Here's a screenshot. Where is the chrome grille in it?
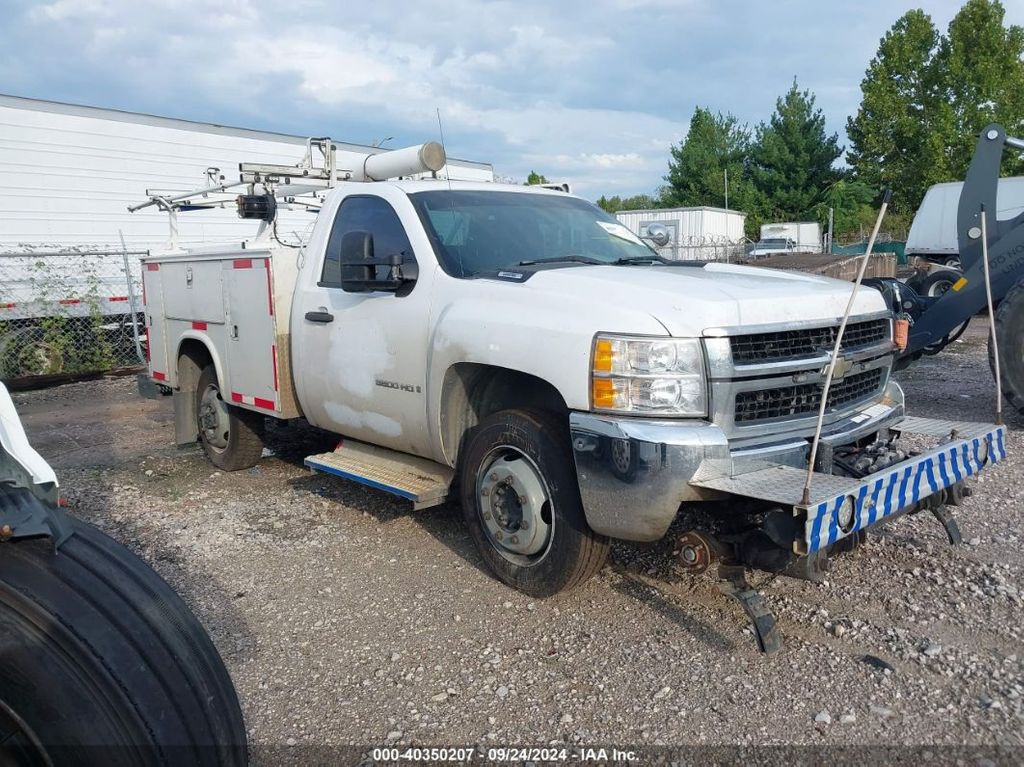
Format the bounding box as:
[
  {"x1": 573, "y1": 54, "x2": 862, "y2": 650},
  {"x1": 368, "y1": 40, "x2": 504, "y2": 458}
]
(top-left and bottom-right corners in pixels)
[
  {"x1": 734, "y1": 368, "x2": 884, "y2": 423},
  {"x1": 729, "y1": 319, "x2": 890, "y2": 364}
]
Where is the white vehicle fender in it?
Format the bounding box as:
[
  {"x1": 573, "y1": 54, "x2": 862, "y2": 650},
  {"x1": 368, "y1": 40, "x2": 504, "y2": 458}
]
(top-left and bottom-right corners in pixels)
[
  {"x1": 426, "y1": 292, "x2": 666, "y2": 465},
  {"x1": 0, "y1": 383, "x2": 58, "y2": 503},
  {"x1": 175, "y1": 330, "x2": 227, "y2": 391}
]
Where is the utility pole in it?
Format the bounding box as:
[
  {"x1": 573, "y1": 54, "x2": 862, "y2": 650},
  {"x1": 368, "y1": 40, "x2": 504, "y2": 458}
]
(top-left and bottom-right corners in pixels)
[
  {"x1": 724, "y1": 168, "x2": 729, "y2": 210},
  {"x1": 827, "y1": 207, "x2": 834, "y2": 254}
]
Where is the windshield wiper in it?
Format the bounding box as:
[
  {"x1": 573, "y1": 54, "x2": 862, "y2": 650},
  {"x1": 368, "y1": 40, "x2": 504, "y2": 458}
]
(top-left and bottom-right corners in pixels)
[
  {"x1": 614, "y1": 255, "x2": 706, "y2": 266},
  {"x1": 517, "y1": 255, "x2": 605, "y2": 266}
]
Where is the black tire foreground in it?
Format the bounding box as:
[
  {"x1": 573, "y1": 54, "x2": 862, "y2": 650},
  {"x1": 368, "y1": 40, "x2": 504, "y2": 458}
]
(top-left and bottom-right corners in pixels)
[
  {"x1": 459, "y1": 408, "x2": 609, "y2": 598},
  {"x1": 991, "y1": 278, "x2": 1024, "y2": 414},
  {"x1": 0, "y1": 488, "x2": 247, "y2": 766}
]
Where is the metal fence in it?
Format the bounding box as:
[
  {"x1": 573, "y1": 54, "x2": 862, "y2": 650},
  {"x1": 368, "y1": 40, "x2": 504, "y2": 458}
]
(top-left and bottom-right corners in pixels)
[
  {"x1": 0, "y1": 249, "x2": 147, "y2": 383},
  {"x1": 653, "y1": 236, "x2": 749, "y2": 262}
]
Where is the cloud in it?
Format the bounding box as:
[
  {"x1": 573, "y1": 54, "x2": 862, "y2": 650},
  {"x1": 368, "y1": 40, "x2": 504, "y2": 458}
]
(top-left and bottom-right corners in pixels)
[{"x1": 5, "y1": 0, "x2": 1023, "y2": 197}]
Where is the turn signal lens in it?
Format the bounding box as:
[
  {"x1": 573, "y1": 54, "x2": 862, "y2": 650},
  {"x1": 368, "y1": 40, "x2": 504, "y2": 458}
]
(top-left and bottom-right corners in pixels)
[
  {"x1": 594, "y1": 338, "x2": 614, "y2": 372},
  {"x1": 592, "y1": 377, "x2": 618, "y2": 408}
]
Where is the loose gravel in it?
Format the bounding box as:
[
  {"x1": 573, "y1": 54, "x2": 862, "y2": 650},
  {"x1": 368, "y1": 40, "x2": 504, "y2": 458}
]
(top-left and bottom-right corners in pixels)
[{"x1": 11, "y1": 324, "x2": 1023, "y2": 755}]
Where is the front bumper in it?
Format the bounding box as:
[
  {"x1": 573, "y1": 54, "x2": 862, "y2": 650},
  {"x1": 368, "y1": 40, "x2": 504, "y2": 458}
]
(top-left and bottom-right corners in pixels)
[{"x1": 570, "y1": 382, "x2": 906, "y2": 541}]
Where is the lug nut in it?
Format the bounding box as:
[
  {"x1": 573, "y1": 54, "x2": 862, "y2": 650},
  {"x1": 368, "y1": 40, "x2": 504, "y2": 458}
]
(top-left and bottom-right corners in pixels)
[
  {"x1": 495, "y1": 531, "x2": 504, "y2": 541},
  {"x1": 489, "y1": 473, "x2": 498, "y2": 481},
  {"x1": 518, "y1": 495, "x2": 526, "y2": 504},
  {"x1": 481, "y1": 487, "x2": 490, "y2": 497},
  {"x1": 483, "y1": 512, "x2": 492, "y2": 520},
  {"x1": 511, "y1": 536, "x2": 519, "y2": 544},
  {"x1": 520, "y1": 520, "x2": 529, "y2": 530}
]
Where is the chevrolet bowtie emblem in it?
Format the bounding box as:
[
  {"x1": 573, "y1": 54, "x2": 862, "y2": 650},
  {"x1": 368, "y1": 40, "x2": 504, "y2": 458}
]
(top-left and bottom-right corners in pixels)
[{"x1": 827, "y1": 356, "x2": 855, "y2": 380}]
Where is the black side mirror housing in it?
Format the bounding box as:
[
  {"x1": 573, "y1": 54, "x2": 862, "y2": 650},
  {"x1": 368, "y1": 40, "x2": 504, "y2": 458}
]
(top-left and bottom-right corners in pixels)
[{"x1": 338, "y1": 230, "x2": 418, "y2": 294}]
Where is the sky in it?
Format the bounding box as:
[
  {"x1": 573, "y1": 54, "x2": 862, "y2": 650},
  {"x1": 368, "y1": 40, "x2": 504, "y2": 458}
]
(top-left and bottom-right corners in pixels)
[{"x1": 2, "y1": 0, "x2": 1023, "y2": 198}]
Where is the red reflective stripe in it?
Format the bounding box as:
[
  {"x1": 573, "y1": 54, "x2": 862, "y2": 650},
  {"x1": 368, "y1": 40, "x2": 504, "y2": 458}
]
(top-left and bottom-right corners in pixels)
[
  {"x1": 233, "y1": 259, "x2": 253, "y2": 269},
  {"x1": 152, "y1": 371, "x2": 166, "y2": 381},
  {"x1": 192, "y1": 321, "x2": 208, "y2": 330},
  {"x1": 0, "y1": 303, "x2": 14, "y2": 309},
  {"x1": 58, "y1": 298, "x2": 81, "y2": 305},
  {"x1": 253, "y1": 397, "x2": 276, "y2": 411},
  {"x1": 230, "y1": 392, "x2": 243, "y2": 403},
  {"x1": 108, "y1": 296, "x2": 129, "y2": 302},
  {"x1": 264, "y1": 259, "x2": 274, "y2": 315},
  {"x1": 146, "y1": 263, "x2": 160, "y2": 271},
  {"x1": 271, "y1": 345, "x2": 279, "y2": 391},
  {"x1": 142, "y1": 276, "x2": 147, "y2": 306}
]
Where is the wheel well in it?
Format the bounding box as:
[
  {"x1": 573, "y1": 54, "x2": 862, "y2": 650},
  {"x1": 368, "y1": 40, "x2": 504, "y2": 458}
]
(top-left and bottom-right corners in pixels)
[
  {"x1": 174, "y1": 339, "x2": 215, "y2": 446},
  {"x1": 439, "y1": 363, "x2": 568, "y2": 465}
]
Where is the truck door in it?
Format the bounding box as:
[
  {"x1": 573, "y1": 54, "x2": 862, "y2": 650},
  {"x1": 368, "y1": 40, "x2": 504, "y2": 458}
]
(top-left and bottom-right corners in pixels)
[{"x1": 292, "y1": 193, "x2": 434, "y2": 457}]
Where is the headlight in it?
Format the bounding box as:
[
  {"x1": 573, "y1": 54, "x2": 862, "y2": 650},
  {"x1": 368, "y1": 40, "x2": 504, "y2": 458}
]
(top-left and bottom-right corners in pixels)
[{"x1": 591, "y1": 334, "x2": 707, "y2": 416}]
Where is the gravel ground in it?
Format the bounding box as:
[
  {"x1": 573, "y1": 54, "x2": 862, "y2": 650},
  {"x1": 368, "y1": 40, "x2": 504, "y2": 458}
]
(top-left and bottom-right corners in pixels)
[{"x1": 11, "y1": 324, "x2": 1024, "y2": 757}]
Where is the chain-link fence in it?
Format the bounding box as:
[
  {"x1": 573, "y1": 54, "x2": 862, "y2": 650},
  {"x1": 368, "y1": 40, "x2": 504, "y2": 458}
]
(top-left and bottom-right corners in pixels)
[
  {"x1": 652, "y1": 236, "x2": 749, "y2": 262},
  {"x1": 0, "y1": 249, "x2": 147, "y2": 383}
]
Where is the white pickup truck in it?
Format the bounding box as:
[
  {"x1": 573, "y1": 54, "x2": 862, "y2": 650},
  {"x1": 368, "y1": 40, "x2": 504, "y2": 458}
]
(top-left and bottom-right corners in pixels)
[{"x1": 137, "y1": 142, "x2": 1006, "y2": 651}]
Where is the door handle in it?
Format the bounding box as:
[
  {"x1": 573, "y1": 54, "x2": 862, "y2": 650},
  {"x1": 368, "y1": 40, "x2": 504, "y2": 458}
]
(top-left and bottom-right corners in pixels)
[{"x1": 304, "y1": 311, "x2": 334, "y2": 323}]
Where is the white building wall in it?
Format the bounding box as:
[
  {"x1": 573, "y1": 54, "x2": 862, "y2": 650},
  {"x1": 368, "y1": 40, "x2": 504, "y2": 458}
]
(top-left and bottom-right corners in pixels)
[
  {"x1": 0, "y1": 95, "x2": 493, "y2": 254},
  {"x1": 615, "y1": 207, "x2": 746, "y2": 261}
]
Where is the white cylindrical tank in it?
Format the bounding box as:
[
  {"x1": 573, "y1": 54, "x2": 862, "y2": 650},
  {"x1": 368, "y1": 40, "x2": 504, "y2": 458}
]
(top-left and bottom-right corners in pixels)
[{"x1": 358, "y1": 142, "x2": 447, "y2": 181}]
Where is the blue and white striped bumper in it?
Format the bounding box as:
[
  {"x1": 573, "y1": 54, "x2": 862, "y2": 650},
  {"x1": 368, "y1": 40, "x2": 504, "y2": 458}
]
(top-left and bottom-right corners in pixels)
[
  {"x1": 803, "y1": 422, "x2": 1006, "y2": 552},
  {"x1": 688, "y1": 416, "x2": 1007, "y2": 554}
]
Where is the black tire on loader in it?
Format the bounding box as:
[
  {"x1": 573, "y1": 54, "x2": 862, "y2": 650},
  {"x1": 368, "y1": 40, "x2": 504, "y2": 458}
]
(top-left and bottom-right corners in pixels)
[
  {"x1": 0, "y1": 488, "x2": 248, "y2": 765},
  {"x1": 919, "y1": 269, "x2": 962, "y2": 298},
  {"x1": 990, "y1": 278, "x2": 1024, "y2": 413}
]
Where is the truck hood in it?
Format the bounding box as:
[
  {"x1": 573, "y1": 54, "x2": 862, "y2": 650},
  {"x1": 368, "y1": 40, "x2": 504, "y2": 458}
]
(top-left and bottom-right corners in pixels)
[{"x1": 523, "y1": 262, "x2": 887, "y2": 336}]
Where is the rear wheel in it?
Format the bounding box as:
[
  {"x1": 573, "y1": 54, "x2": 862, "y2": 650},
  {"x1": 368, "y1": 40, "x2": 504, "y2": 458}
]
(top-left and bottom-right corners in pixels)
[
  {"x1": 459, "y1": 408, "x2": 609, "y2": 597},
  {"x1": 196, "y1": 364, "x2": 264, "y2": 471},
  {"x1": 990, "y1": 279, "x2": 1024, "y2": 413},
  {"x1": 0, "y1": 489, "x2": 247, "y2": 764}
]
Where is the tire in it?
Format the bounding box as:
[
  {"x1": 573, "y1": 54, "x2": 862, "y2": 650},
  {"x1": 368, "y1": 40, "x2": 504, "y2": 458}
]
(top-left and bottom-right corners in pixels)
[
  {"x1": 459, "y1": 408, "x2": 609, "y2": 597},
  {"x1": 196, "y1": 364, "x2": 264, "y2": 471},
  {"x1": 0, "y1": 489, "x2": 247, "y2": 764},
  {"x1": 920, "y1": 269, "x2": 961, "y2": 298},
  {"x1": 944, "y1": 256, "x2": 962, "y2": 269},
  {"x1": 990, "y1": 279, "x2": 1024, "y2": 413}
]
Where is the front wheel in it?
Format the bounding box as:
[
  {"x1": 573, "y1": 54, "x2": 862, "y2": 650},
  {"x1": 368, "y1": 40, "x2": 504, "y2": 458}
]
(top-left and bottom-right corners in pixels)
[
  {"x1": 459, "y1": 409, "x2": 609, "y2": 597},
  {"x1": 195, "y1": 363, "x2": 264, "y2": 470}
]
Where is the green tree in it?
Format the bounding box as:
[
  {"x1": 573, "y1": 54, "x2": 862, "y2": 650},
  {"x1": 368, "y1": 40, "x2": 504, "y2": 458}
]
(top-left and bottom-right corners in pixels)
[
  {"x1": 525, "y1": 170, "x2": 549, "y2": 185},
  {"x1": 846, "y1": 10, "x2": 946, "y2": 215},
  {"x1": 848, "y1": 1, "x2": 1024, "y2": 214},
  {"x1": 933, "y1": 0, "x2": 1024, "y2": 178},
  {"x1": 596, "y1": 194, "x2": 658, "y2": 213},
  {"x1": 750, "y1": 81, "x2": 842, "y2": 221},
  {"x1": 815, "y1": 178, "x2": 878, "y2": 239},
  {"x1": 664, "y1": 107, "x2": 763, "y2": 237}
]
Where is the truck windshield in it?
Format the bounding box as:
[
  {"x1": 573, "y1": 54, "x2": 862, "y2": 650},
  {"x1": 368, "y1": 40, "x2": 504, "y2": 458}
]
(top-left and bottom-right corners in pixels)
[
  {"x1": 409, "y1": 190, "x2": 656, "y2": 277},
  {"x1": 756, "y1": 239, "x2": 791, "y2": 248}
]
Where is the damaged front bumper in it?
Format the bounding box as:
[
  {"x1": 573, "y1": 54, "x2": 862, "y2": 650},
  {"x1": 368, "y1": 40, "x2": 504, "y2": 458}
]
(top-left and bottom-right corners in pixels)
[{"x1": 569, "y1": 395, "x2": 1004, "y2": 546}]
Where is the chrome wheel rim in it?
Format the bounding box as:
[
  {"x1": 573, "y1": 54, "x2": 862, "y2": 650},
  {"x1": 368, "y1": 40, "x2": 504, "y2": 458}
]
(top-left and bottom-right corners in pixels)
[
  {"x1": 199, "y1": 383, "x2": 229, "y2": 451},
  {"x1": 476, "y1": 446, "x2": 553, "y2": 565}
]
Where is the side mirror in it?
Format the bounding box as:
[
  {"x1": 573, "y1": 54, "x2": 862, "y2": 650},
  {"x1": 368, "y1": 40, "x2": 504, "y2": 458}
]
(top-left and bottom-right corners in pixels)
[
  {"x1": 338, "y1": 230, "x2": 417, "y2": 293},
  {"x1": 643, "y1": 223, "x2": 671, "y2": 248}
]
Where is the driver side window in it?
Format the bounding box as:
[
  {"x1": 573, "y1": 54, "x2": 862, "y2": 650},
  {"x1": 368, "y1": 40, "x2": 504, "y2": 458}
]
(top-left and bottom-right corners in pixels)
[{"x1": 320, "y1": 196, "x2": 414, "y2": 286}]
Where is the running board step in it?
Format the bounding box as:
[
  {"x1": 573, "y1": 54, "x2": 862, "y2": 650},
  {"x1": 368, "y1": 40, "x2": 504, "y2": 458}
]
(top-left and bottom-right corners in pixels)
[{"x1": 305, "y1": 440, "x2": 454, "y2": 510}]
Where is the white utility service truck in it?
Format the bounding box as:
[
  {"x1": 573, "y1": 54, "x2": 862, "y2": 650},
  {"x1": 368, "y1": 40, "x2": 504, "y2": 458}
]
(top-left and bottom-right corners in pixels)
[{"x1": 135, "y1": 139, "x2": 1006, "y2": 652}]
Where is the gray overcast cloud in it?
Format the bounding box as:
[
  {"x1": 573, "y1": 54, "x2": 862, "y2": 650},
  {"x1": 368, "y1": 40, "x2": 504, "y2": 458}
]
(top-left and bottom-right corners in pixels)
[{"x1": 2, "y1": 0, "x2": 1021, "y2": 197}]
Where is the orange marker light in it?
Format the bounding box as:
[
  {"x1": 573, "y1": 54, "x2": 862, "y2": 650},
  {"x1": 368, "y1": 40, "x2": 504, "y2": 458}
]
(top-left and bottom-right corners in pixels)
[
  {"x1": 592, "y1": 378, "x2": 617, "y2": 409},
  {"x1": 594, "y1": 339, "x2": 614, "y2": 372}
]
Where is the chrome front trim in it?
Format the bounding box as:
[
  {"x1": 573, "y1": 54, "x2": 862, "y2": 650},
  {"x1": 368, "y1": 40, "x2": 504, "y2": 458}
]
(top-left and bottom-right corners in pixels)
[{"x1": 569, "y1": 382, "x2": 905, "y2": 543}]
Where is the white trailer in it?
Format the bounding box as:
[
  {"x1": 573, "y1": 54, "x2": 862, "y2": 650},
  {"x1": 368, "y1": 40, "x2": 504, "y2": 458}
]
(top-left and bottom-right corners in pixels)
[
  {"x1": 750, "y1": 222, "x2": 822, "y2": 257},
  {"x1": 907, "y1": 177, "x2": 1024, "y2": 268},
  {"x1": 614, "y1": 207, "x2": 746, "y2": 261},
  {"x1": 0, "y1": 94, "x2": 492, "y2": 379}
]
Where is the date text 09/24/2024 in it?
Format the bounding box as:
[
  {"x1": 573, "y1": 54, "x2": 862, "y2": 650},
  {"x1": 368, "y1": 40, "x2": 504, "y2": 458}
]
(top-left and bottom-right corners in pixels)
[{"x1": 370, "y1": 747, "x2": 638, "y2": 762}]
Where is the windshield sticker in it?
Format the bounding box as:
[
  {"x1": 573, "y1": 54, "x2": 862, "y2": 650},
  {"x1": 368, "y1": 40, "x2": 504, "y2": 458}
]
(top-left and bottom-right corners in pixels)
[{"x1": 596, "y1": 221, "x2": 644, "y2": 245}]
